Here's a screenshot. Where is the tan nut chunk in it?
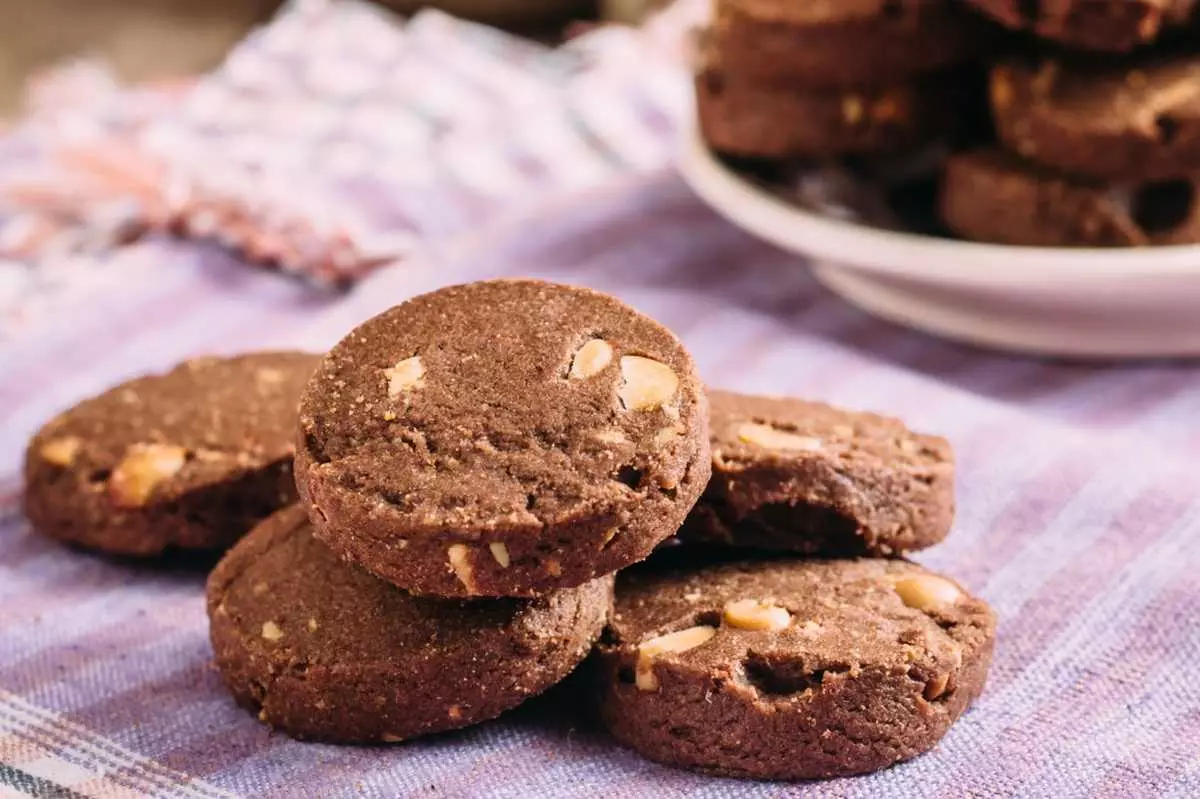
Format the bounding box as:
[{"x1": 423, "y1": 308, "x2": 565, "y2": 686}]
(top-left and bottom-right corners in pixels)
[
  {"x1": 842, "y1": 95, "x2": 864, "y2": 124},
  {"x1": 385, "y1": 356, "x2": 424, "y2": 397},
  {"x1": 635, "y1": 625, "x2": 716, "y2": 691},
  {"x1": 924, "y1": 672, "x2": 952, "y2": 701},
  {"x1": 893, "y1": 574, "x2": 962, "y2": 611},
  {"x1": 723, "y1": 599, "x2": 791, "y2": 632},
  {"x1": 570, "y1": 339, "x2": 613, "y2": 379},
  {"x1": 261, "y1": 621, "x2": 284, "y2": 641},
  {"x1": 40, "y1": 436, "x2": 82, "y2": 467},
  {"x1": 108, "y1": 443, "x2": 188, "y2": 507},
  {"x1": 489, "y1": 542, "x2": 510, "y2": 568},
  {"x1": 447, "y1": 544, "x2": 476, "y2": 592},
  {"x1": 736, "y1": 422, "x2": 822, "y2": 452},
  {"x1": 618, "y1": 356, "x2": 678, "y2": 412}
]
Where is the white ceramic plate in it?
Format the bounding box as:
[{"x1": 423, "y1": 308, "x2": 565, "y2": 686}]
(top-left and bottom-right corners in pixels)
[{"x1": 678, "y1": 127, "x2": 1200, "y2": 359}]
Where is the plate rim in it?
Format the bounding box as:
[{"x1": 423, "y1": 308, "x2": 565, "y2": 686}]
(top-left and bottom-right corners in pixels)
[{"x1": 678, "y1": 126, "x2": 1200, "y2": 285}]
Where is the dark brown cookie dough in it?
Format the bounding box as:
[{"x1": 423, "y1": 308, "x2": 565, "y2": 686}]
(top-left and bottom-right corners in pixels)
[
  {"x1": 207, "y1": 506, "x2": 612, "y2": 743},
  {"x1": 992, "y1": 56, "x2": 1200, "y2": 182},
  {"x1": 24, "y1": 352, "x2": 318, "y2": 557},
  {"x1": 679, "y1": 391, "x2": 954, "y2": 556},
  {"x1": 296, "y1": 279, "x2": 710, "y2": 599},
  {"x1": 697, "y1": 67, "x2": 966, "y2": 160},
  {"x1": 968, "y1": 0, "x2": 1197, "y2": 52},
  {"x1": 595, "y1": 556, "x2": 996, "y2": 781},
  {"x1": 714, "y1": 0, "x2": 992, "y2": 87},
  {"x1": 942, "y1": 147, "x2": 1200, "y2": 246}
]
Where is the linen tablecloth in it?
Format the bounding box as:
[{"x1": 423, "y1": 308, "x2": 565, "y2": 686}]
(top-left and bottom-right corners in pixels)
[{"x1": 2, "y1": 2, "x2": 1200, "y2": 798}]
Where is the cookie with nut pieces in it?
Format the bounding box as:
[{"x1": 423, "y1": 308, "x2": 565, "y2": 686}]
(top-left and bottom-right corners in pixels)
[
  {"x1": 696, "y1": 66, "x2": 967, "y2": 160},
  {"x1": 24, "y1": 352, "x2": 319, "y2": 556},
  {"x1": 713, "y1": 0, "x2": 992, "y2": 88},
  {"x1": 941, "y1": 147, "x2": 1200, "y2": 246},
  {"x1": 991, "y1": 55, "x2": 1200, "y2": 182},
  {"x1": 295, "y1": 279, "x2": 710, "y2": 598},
  {"x1": 967, "y1": 0, "x2": 1197, "y2": 52},
  {"x1": 679, "y1": 390, "x2": 954, "y2": 557},
  {"x1": 207, "y1": 506, "x2": 613, "y2": 743},
  {"x1": 595, "y1": 554, "x2": 995, "y2": 780}
]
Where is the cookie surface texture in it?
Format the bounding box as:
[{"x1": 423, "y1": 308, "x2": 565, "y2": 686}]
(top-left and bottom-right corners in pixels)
[
  {"x1": 207, "y1": 506, "x2": 613, "y2": 743},
  {"x1": 680, "y1": 390, "x2": 955, "y2": 556},
  {"x1": 24, "y1": 352, "x2": 318, "y2": 556},
  {"x1": 992, "y1": 56, "x2": 1200, "y2": 182},
  {"x1": 296, "y1": 279, "x2": 710, "y2": 597},
  {"x1": 595, "y1": 556, "x2": 996, "y2": 780},
  {"x1": 941, "y1": 147, "x2": 1200, "y2": 246},
  {"x1": 714, "y1": 0, "x2": 991, "y2": 87},
  {"x1": 697, "y1": 68, "x2": 966, "y2": 160},
  {"x1": 968, "y1": 0, "x2": 1197, "y2": 52}
]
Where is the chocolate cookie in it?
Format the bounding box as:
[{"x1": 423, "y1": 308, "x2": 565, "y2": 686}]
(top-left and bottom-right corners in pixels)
[
  {"x1": 714, "y1": 0, "x2": 992, "y2": 87},
  {"x1": 207, "y1": 506, "x2": 612, "y2": 743},
  {"x1": 24, "y1": 352, "x2": 318, "y2": 556},
  {"x1": 296, "y1": 279, "x2": 710, "y2": 598},
  {"x1": 595, "y1": 556, "x2": 996, "y2": 780},
  {"x1": 679, "y1": 390, "x2": 954, "y2": 556},
  {"x1": 942, "y1": 147, "x2": 1200, "y2": 246},
  {"x1": 992, "y1": 56, "x2": 1200, "y2": 182},
  {"x1": 697, "y1": 68, "x2": 966, "y2": 160},
  {"x1": 968, "y1": 0, "x2": 1197, "y2": 52}
]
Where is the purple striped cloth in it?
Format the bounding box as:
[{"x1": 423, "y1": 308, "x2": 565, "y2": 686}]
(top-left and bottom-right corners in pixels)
[
  {"x1": 3, "y1": 0, "x2": 1200, "y2": 796},
  {"x1": 3, "y1": 172, "x2": 1200, "y2": 798}
]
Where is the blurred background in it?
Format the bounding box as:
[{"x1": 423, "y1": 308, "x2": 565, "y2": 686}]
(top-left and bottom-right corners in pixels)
[{"x1": 0, "y1": 0, "x2": 652, "y2": 113}]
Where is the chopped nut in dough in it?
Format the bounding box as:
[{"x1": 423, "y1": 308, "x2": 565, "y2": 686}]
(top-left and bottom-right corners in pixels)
[
  {"x1": 385, "y1": 356, "x2": 424, "y2": 397},
  {"x1": 447, "y1": 544, "x2": 476, "y2": 592},
  {"x1": 893, "y1": 575, "x2": 962, "y2": 611},
  {"x1": 635, "y1": 625, "x2": 716, "y2": 691},
  {"x1": 261, "y1": 621, "x2": 284, "y2": 641},
  {"x1": 489, "y1": 542, "x2": 510, "y2": 568},
  {"x1": 924, "y1": 672, "x2": 951, "y2": 701},
  {"x1": 108, "y1": 443, "x2": 188, "y2": 507},
  {"x1": 736, "y1": 423, "x2": 822, "y2": 452},
  {"x1": 40, "y1": 436, "x2": 82, "y2": 467},
  {"x1": 723, "y1": 599, "x2": 791, "y2": 632},
  {"x1": 570, "y1": 339, "x2": 614, "y2": 379},
  {"x1": 618, "y1": 356, "x2": 678, "y2": 412}
]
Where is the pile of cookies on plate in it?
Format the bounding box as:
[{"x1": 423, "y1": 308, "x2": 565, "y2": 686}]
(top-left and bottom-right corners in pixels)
[
  {"x1": 698, "y1": 0, "x2": 1200, "y2": 248},
  {"x1": 24, "y1": 279, "x2": 996, "y2": 781}
]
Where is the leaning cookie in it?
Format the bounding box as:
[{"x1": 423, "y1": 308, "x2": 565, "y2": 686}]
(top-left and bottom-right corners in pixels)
[
  {"x1": 207, "y1": 506, "x2": 612, "y2": 743},
  {"x1": 967, "y1": 0, "x2": 1197, "y2": 52},
  {"x1": 595, "y1": 556, "x2": 995, "y2": 780},
  {"x1": 942, "y1": 148, "x2": 1200, "y2": 246},
  {"x1": 697, "y1": 68, "x2": 966, "y2": 160},
  {"x1": 24, "y1": 352, "x2": 318, "y2": 556},
  {"x1": 992, "y1": 56, "x2": 1200, "y2": 182},
  {"x1": 296, "y1": 279, "x2": 710, "y2": 598},
  {"x1": 714, "y1": 0, "x2": 991, "y2": 87},
  {"x1": 678, "y1": 390, "x2": 954, "y2": 557}
]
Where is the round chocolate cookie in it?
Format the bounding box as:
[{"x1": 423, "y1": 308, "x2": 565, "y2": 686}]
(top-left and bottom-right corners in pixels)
[
  {"x1": 942, "y1": 147, "x2": 1200, "y2": 246},
  {"x1": 967, "y1": 0, "x2": 1197, "y2": 52},
  {"x1": 596, "y1": 556, "x2": 996, "y2": 780},
  {"x1": 679, "y1": 390, "x2": 954, "y2": 556},
  {"x1": 207, "y1": 506, "x2": 612, "y2": 743},
  {"x1": 991, "y1": 56, "x2": 1200, "y2": 182},
  {"x1": 697, "y1": 68, "x2": 966, "y2": 160},
  {"x1": 714, "y1": 0, "x2": 993, "y2": 87},
  {"x1": 24, "y1": 352, "x2": 318, "y2": 556},
  {"x1": 296, "y1": 279, "x2": 710, "y2": 598}
]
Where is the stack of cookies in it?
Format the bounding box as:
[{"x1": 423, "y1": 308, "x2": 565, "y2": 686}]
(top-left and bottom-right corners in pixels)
[
  {"x1": 696, "y1": 0, "x2": 990, "y2": 162},
  {"x1": 697, "y1": 0, "x2": 1200, "y2": 250},
  {"x1": 942, "y1": 1, "x2": 1200, "y2": 247},
  {"x1": 23, "y1": 279, "x2": 997, "y2": 781}
]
